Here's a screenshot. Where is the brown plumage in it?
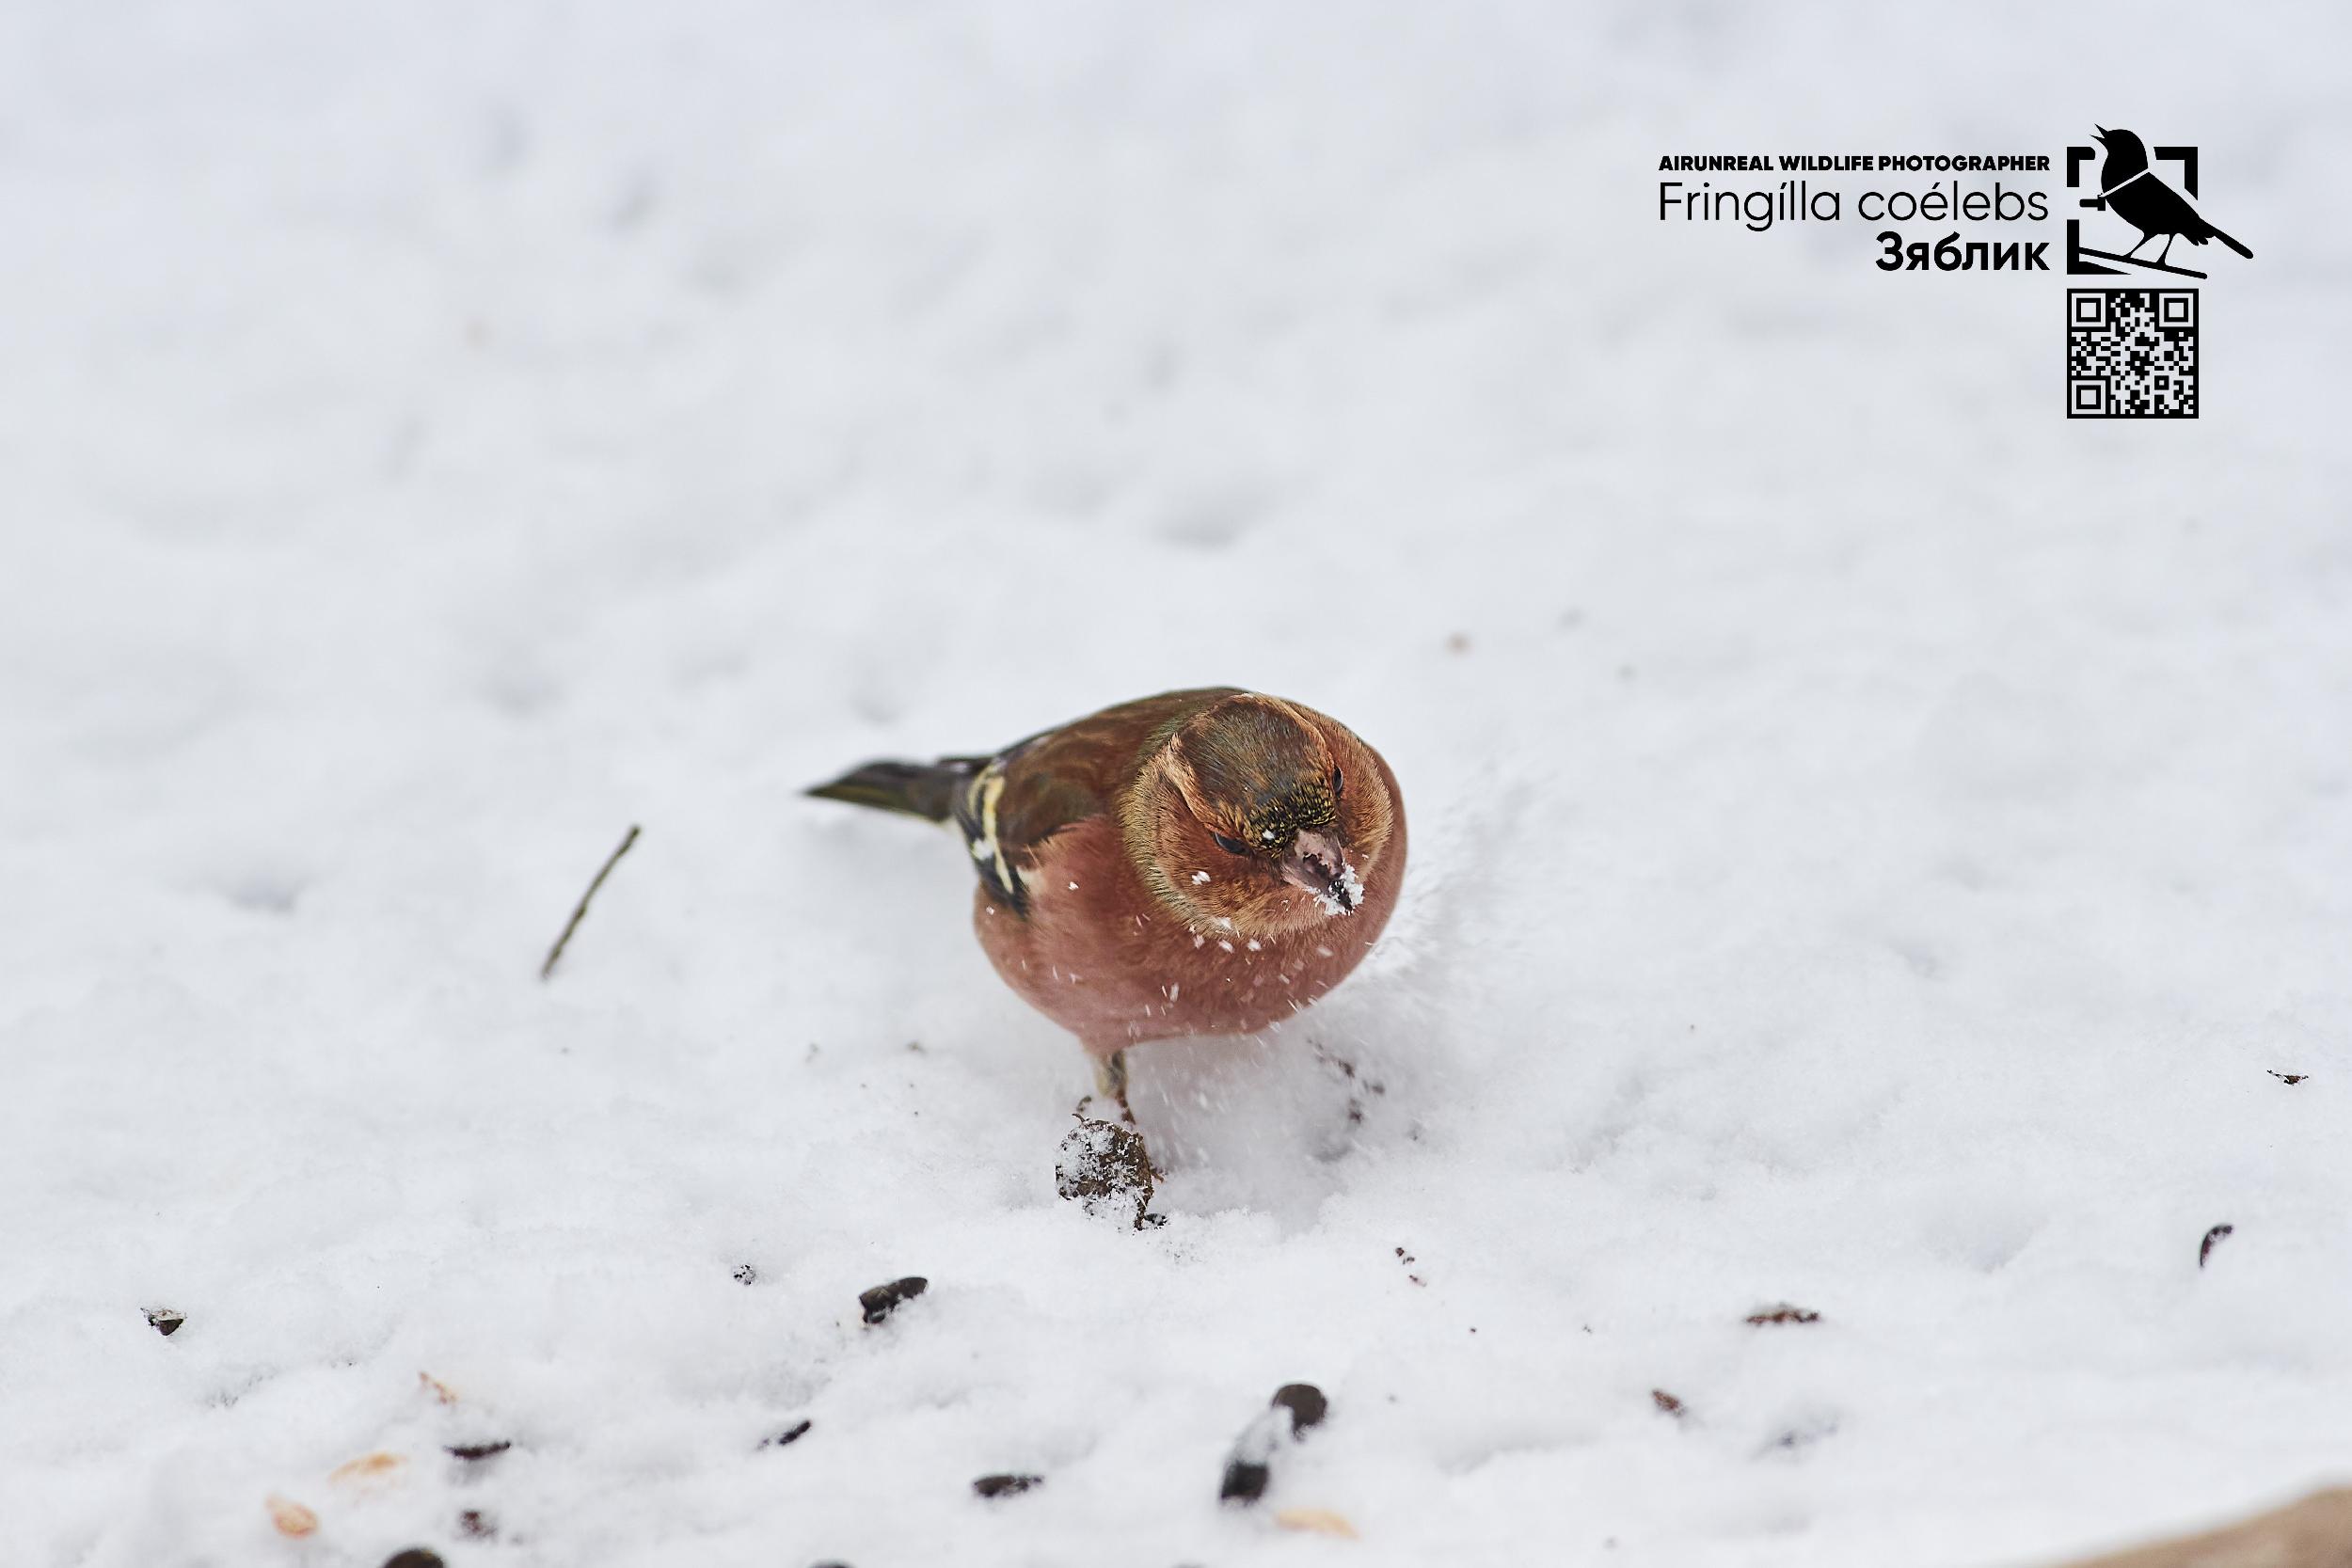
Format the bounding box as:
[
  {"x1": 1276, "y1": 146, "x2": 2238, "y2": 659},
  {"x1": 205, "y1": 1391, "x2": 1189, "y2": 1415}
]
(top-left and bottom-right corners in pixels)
[{"x1": 810, "y1": 689, "x2": 1406, "y2": 1096}]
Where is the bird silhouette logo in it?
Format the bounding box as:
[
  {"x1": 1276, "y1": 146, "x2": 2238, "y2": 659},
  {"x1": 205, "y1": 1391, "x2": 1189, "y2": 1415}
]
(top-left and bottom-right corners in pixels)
[{"x1": 2067, "y1": 128, "x2": 2252, "y2": 278}]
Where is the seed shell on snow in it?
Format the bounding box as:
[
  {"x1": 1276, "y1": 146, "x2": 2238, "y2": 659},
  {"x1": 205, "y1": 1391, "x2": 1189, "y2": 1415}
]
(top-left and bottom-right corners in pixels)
[
  {"x1": 1274, "y1": 1507, "x2": 1359, "y2": 1538},
  {"x1": 858, "y1": 1275, "x2": 930, "y2": 1324},
  {"x1": 445, "y1": 1440, "x2": 512, "y2": 1462},
  {"x1": 1744, "y1": 1303, "x2": 1820, "y2": 1326},
  {"x1": 329, "y1": 1451, "x2": 406, "y2": 1486},
  {"x1": 1220, "y1": 1382, "x2": 1328, "y2": 1504},
  {"x1": 266, "y1": 1496, "x2": 319, "y2": 1537},
  {"x1": 973, "y1": 1472, "x2": 1043, "y2": 1499},
  {"x1": 760, "y1": 1419, "x2": 813, "y2": 1449}
]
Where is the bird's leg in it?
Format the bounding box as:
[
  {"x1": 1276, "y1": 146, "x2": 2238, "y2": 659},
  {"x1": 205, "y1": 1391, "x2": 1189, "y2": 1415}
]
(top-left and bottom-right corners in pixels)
[
  {"x1": 1093, "y1": 1047, "x2": 1168, "y2": 1180},
  {"x1": 2122, "y1": 231, "x2": 2153, "y2": 259},
  {"x1": 1058, "y1": 1048, "x2": 1161, "y2": 1227},
  {"x1": 1092, "y1": 1049, "x2": 1135, "y2": 1124},
  {"x1": 2155, "y1": 232, "x2": 2176, "y2": 267}
]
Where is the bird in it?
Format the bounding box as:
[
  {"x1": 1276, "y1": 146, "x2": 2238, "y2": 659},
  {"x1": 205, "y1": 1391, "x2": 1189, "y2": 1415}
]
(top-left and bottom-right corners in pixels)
[
  {"x1": 807, "y1": 688, "x2": 1407, "y2": 1123},
  {"x1": 2088, "y1": 127, "x2": 2251, "y2": 269}
]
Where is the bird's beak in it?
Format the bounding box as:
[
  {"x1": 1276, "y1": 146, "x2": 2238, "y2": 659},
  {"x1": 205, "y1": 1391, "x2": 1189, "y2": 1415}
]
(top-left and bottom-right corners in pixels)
[
  {"x1": 1280, "y1": 828, "x2": 1361, "y2": 915},
  {"x1": 2092, "y1": 126, "x2": 2108, "y2": 143}
]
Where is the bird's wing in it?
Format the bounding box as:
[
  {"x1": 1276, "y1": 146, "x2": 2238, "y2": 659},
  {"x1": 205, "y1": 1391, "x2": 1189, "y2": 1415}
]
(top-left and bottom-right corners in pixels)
[
  {"x1": 956, "y1": 688, "x2": 1243, "y2": 912},
  {"x1": 2122, "y1": 178, "x2": 2209, "y2": 236}
]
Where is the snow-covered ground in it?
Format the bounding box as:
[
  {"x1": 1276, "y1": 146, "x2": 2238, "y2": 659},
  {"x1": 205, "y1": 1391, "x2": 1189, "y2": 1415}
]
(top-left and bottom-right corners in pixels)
[{"x1": 4, "y1": 4, "x2": 2348, "y2": 1564}]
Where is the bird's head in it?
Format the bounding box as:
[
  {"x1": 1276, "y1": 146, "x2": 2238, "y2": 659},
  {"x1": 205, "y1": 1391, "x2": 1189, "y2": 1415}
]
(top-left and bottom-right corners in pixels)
[
  {"x1": 1121, "y1": 693, "x2": 1402, "y2": 939},
  {"x1": 2092, "y1": 126, "x2": 2150, "y2": 165}
]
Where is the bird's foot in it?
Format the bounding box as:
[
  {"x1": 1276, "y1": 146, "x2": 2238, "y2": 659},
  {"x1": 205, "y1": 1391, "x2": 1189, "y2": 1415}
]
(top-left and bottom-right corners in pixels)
[
  {"x1": 1056, "y1": 1111, "x2": 1161, "y2": 1229},
  {"x1": 1062, "y1": 1050, "x2": 1162, "y2": 1225}
]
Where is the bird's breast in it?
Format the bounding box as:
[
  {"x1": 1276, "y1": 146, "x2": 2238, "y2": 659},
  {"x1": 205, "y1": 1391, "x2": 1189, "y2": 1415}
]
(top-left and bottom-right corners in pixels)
[{"x1": 970, "y1": 816, "x2": 1403, "y2": 1054}]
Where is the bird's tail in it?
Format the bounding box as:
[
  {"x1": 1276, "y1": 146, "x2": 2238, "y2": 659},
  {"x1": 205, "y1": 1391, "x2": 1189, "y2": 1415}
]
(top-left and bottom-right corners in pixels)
[
  {"x1": 2210, "y1": 227, "x2": 2252, "y2": 259},
  {"x1": 805, "y1": 756, "x2": 978, "y2": 823}
]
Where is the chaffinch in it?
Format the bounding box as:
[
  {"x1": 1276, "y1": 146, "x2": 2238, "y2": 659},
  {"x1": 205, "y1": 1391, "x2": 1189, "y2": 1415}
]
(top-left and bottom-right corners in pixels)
[{"x1": 810, "y1": 688, "x2": 1407, "y2": 1119}]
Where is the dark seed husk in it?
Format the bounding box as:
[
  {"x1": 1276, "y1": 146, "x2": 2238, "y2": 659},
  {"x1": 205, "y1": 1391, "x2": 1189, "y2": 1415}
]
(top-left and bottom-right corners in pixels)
[
  {"x1": 445, "y1": 1440, "x2": 511, "y2": 1462},
  {"x1": 973, "y1": 1472, "x2": 1042, "y2": 1499},
  {"x1": 1272, "y1": 1383, "x2": 1327, "y2": 1433},
  {"x1": 1744, "y1": 1304, "x2": 1820, "y2": 1326},
  {"x1": 859, "y1": 1276, "x2": 929, "y2": 1324},
  {"x1": 1219, "y1": 1460, "x2": 1271, "y2": 1503}
]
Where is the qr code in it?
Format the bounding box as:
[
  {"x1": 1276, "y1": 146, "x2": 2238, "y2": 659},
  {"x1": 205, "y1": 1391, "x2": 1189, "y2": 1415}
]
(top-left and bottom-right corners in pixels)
[{"x1": 2067, "y1": 289, "x2": 2197, "y2": 418}]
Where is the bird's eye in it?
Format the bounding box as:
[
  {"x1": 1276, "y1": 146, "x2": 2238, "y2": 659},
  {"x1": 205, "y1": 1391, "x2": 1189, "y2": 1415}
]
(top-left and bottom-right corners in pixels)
[
  {"x1": 1331, "y1": 767, "x2": 1343, "y2": 800},
  {"x1": 1212, "y1": 832, "x2": 1252, "y2": 856}
]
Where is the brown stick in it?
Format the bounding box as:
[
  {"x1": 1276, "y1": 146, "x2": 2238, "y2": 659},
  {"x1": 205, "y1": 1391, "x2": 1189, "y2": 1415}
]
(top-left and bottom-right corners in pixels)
[{"x1": 540, "y1": 825, "x2": 641, "y2": 981}]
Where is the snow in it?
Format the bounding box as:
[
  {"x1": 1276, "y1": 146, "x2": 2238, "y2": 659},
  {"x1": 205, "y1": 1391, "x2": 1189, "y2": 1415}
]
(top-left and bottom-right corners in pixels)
[
  {"x1": 1318, "y1": 864, "x2": 1368, "y2": 918},
  {"x1": 1, "y1": 3, "x2": 2347, "y2": 1566}
]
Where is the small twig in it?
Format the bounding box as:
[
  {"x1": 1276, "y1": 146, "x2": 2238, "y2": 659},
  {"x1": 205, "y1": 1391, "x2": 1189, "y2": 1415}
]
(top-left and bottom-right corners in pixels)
[{"x1": 540, "y1": 825, "x2": 641, "y2": 981}]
